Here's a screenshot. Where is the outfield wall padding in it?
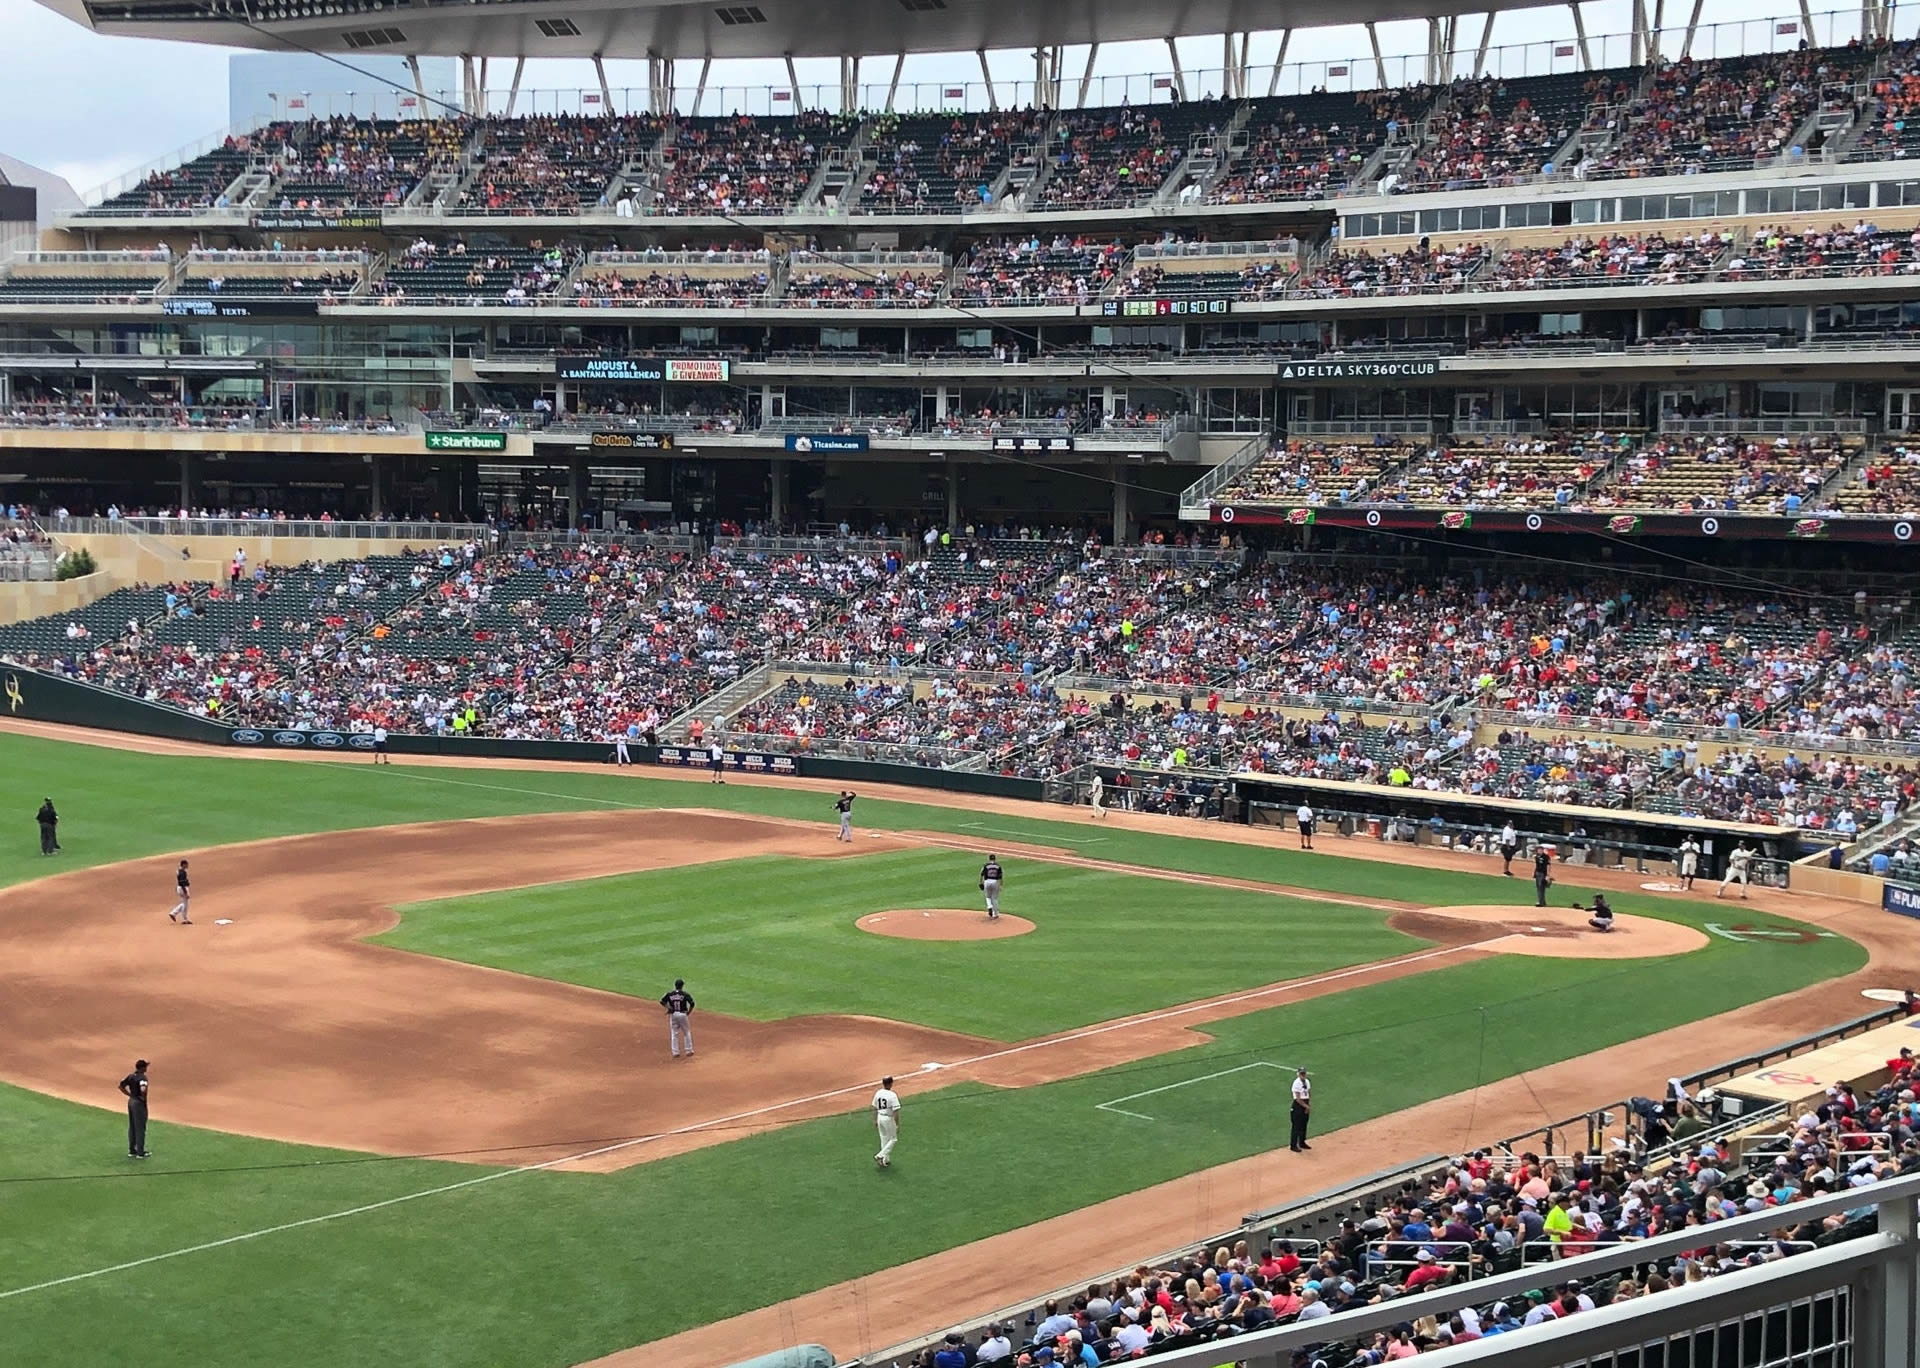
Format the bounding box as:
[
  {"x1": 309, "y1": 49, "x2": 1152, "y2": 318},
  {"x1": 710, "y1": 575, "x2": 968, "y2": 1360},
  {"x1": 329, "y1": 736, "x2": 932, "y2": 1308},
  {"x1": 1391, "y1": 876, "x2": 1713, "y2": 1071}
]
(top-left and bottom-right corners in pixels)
[
  {"x1": 0, "y1": 667, "x2": 1048, "y2": 803},
  {"x1": 0, "y1": 666, "x2": 236, "y2": 745}
]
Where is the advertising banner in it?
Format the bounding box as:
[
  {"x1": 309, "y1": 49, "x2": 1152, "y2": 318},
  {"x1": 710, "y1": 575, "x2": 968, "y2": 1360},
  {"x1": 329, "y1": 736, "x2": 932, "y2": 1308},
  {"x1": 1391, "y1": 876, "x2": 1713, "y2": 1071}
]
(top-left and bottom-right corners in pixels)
[
  {"x1": 784, "y1": 433, "x2": 869, "y2": 453},
  {"x1": 653, "y1": 746, "x2": 800, "y2": 775},
  {"x1": 590, "y1": 431, "x2": 675, "y2": 449}
]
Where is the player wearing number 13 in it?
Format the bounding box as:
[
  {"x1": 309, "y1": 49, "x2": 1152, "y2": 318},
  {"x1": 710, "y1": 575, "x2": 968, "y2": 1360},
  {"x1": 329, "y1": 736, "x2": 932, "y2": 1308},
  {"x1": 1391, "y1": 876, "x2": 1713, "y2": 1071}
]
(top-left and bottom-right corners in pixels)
[{"x1": 872, "y1": 1076, "x2": 901, "y2": 1168}]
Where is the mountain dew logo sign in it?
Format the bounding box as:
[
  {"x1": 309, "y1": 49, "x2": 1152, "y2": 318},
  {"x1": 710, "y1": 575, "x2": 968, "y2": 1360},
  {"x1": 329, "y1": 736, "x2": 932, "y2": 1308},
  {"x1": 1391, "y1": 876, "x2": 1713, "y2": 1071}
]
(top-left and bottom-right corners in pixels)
[
  {"x1": 1439, "y1": 511, "x2": 1472, "y2": 530},
  {"x1": 1608, "y1": 515, "x2": 1642, "y2": 534},
  {"x1": 1286, "y1": 508, "x2": 1317, "y2": 525},
  {"x1": 1790, "y1": 518, "x2": 1829, "y2": 539}
]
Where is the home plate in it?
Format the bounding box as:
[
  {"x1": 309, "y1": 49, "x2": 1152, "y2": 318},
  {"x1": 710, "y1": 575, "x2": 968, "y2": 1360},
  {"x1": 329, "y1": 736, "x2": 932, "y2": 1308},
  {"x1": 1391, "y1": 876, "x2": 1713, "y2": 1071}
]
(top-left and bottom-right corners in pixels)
[{"x1": 214, "y1": 918, "x2": 234, "y2": 925}]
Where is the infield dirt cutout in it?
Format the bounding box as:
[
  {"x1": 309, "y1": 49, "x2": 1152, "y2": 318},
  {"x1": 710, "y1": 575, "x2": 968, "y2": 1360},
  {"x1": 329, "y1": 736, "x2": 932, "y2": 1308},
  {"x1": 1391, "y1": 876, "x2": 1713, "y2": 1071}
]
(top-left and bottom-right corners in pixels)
[
  {"x1": 858, "y1": 908, "x2": 1035, "y2": 940},
  {"x1": 1393, "y1": 904, "x2": 1710, "y2": 958},
  {"x1": 0, "y1": 806, "x2": 1583, "y2": 1172}
]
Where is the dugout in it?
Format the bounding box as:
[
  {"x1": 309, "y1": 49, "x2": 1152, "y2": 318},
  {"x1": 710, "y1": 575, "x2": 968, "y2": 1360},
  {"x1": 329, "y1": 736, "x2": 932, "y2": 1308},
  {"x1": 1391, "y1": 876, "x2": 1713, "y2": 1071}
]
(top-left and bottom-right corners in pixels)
[{"x1": 1229, "y1": 771, "x2": 1791, "y2": 881}]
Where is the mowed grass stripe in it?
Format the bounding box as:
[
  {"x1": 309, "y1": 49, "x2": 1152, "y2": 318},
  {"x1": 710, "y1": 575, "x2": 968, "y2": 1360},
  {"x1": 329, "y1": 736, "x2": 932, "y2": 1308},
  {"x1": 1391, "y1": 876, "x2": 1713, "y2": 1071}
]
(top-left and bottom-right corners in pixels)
[
  {"x1": 0, "y1": 731, "x2": 1870, "y2": 1368},
  {"x1": 378, "y1": 850, "x2": 1422, "y2": 1039},
  {"x1": 0, "y1": 924, "x2": 1865, "y2": 1368}
]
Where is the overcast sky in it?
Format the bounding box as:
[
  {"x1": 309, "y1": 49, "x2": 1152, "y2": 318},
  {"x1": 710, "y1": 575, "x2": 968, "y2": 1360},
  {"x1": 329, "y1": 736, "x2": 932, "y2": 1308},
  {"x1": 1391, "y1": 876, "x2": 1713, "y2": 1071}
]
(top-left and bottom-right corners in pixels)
[{"x1": 0, "y1": 0, "x2": 1886, "y2": 198}]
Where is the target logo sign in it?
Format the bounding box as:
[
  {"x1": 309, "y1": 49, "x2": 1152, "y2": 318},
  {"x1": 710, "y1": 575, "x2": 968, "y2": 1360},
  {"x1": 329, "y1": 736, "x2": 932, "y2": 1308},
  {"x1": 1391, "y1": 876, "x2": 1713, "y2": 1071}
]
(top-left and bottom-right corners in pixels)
[
  {"x1": 1366, "y1": 509, "x2": 1382, "y2": 527},
  {"x1": 1701, "y1": 517, "x2": 1720, "y2": 536},
  {"x1": 1219, "y1": 506, "x2": 1235, "y2": 523},
  {"x1": 1525, "y1": 513, "x2": 1543, "y2": 532},
  {"x1": 1896, "y1": 521, "x2": 1913, "y2": 542}
]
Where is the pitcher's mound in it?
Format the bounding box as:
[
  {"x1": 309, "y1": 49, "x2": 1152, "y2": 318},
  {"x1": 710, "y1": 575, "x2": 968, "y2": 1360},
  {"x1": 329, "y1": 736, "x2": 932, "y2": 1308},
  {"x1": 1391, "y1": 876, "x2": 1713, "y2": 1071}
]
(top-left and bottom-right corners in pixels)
[
  {"x1": 1392, "y1": 904, "x2": 1708, "y2": 959},
  {"x1": 857, "y1": 909, "x2": 1036, "y2": 941}
]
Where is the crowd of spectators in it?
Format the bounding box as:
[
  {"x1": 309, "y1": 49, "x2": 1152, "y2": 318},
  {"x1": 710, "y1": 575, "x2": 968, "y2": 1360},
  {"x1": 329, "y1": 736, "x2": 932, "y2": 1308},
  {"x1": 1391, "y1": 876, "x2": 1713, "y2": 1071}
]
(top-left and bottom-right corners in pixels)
[
  {"x1": 454, "y1": 115, "x2": 665, "y2": 214},
  {"x1": 950, "y1": 237, "x2": 1128, "y2": 305},
  {"x1": 782, "y1": 269, "x2": 945, "y2": 306},
  {"x1": 905, "y1": 1046, "x2": 1920, "y2": 1368},
  {"x1": 1486, "y1": 231, "x2": 1729, "y2": 290},
  {"x1": 1584, "y1": 47, "x2": 1876, "y2": 179},
  {"x1": 1405, "y1": 74, "x2": 1620, "y2": 191},
  {"x1": 265, "y1": 117, "x2": 466, "y2": 210},
  {"x1": 1036, "y1": 106, "x2": 1191, "y2": 207},
  {"x1": 563, "y1": 269, "x2": 770, "y2": 306},
  {"x1": 1289, "y1": 242, "x2": 1491, "y2": 297},
  {"x1": 1722, "y1": 222, "x2": 1920, "y2": 280},
  {"x1": 651, "y1": 112, "x2": 853, "y2": 215},
  {"x1": 1607, "y1": 434, "x2": 1849, "y2": 513},
  {"x1": 1208, "y1": 91, "x2": 1416, "y2": 204}
]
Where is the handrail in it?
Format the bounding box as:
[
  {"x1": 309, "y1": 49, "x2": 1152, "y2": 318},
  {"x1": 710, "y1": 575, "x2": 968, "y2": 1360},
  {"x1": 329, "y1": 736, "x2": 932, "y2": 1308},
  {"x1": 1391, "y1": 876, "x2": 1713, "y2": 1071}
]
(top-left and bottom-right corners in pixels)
[{"x1": 58, "y1": 516, "x2": 491, "y2": 542}]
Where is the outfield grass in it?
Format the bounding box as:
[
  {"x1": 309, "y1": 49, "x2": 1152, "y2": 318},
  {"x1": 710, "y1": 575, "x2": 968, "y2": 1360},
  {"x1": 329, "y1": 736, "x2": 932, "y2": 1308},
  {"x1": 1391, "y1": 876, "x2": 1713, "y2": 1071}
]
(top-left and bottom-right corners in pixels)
[
  {"x1": 0, "y1": 731, "x2": 1871, "y2": 1368},
  {"x1": 380, "y1": 851, "x2": 1424, "y2": 1038}
]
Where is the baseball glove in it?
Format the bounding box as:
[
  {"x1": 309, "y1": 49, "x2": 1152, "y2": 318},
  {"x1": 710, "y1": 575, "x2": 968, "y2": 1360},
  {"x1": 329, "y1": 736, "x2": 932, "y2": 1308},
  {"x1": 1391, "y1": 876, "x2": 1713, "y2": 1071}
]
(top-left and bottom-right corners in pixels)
[{"x1": 978, "y1": 881, "x2": 985, "y2": 890}]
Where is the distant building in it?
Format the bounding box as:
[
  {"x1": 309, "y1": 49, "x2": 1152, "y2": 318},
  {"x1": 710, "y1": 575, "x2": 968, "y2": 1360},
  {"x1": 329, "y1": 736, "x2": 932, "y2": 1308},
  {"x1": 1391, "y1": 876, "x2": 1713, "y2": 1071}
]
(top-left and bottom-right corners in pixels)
[
  {"x1": 0, "y1": 153, "x2": 80, "y2": 229},
  {"x1": 229, "y1": 53, "x2": 460, "y2": 128}
]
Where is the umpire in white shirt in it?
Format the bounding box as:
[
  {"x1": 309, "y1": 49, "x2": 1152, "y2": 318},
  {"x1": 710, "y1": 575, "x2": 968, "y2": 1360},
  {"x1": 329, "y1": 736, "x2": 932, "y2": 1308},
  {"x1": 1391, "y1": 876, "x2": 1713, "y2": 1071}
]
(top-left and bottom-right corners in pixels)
[{"x1": 1289, "y1": 1067, "x2": 1313, "y2": 1151}]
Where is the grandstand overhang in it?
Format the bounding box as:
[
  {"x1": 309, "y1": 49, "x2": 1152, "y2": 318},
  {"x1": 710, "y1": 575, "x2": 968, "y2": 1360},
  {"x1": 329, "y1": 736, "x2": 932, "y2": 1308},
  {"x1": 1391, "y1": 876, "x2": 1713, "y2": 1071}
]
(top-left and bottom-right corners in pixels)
[{"x1": 35, "y1": 0, "x2": 1566, "y2": 61}]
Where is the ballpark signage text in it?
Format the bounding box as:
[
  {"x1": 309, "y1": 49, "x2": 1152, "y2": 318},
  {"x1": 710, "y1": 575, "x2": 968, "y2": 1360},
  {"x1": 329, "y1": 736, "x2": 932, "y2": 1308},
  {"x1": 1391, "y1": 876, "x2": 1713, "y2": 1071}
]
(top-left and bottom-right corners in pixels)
[
  {"x1": 785, "y1": 433, "x2": 870, "y2": 453},
  {"x1": 654, "y1": 745, "x2": 799, "y2": 774},
  {"x1": 1886, "y1": 882, "x2": 1920, "y2": 919},
  {"x1": 1201, "y1": 505, "x2": 1920, "y2": 543},
  {"x1": 666, "y1": 358, "x2": 730, "y2": 383},
  {"x1": 1279, "y1": 358, "x2": 1443, "y2": 381},
  {"x1": 589, "y1": 431, "x2": 674, "y2": 449},
  {"x1": 995, "y1": 435, "x2": 1075, "y2": 452},
  {"x1": 425, "y1": 430, "x2": 509, "y2": 452},
  {"x1": 556, "y1": 358, "x2": 666, "y2": 383},
  {"x1": 251, "y1": 212, "x2": 383, "y2": 231}
]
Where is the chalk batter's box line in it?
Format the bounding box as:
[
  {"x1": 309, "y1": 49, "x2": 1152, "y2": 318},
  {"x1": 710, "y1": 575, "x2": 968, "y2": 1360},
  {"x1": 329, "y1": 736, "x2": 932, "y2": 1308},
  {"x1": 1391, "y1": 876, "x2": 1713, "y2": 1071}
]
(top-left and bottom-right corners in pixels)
[{"x1": 1095, "y1": 1060, "x2": 1294, "y2": 1122}]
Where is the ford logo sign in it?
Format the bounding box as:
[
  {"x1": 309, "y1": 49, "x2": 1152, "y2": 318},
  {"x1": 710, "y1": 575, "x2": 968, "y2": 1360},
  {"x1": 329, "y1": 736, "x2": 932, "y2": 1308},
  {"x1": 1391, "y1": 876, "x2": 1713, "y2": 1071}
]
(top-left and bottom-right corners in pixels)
[
  {"x1": 311, "y1": 732, "x2": 344, "y2": 748},
  {"x1": 271, "y1": 731, "x2": 307, "y2": 747},
  {"x1": 230, "y1": 728, "x2": 264, "y2": 745},
  {"x1": 347, "y1": 734, "x2": 376, "y2": 750}
]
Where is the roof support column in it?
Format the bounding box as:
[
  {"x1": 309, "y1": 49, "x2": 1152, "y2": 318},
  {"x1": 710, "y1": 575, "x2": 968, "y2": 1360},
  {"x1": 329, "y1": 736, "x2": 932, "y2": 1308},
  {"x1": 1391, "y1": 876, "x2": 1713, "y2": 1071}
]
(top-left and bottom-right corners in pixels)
[
  {"x1": 1366, "y1": 22, "x2": 1387, "y2": 89},
  {"x1": 1425, "y1": 17, "x2": 1441, "y2": 85},
  {"x1": 505, "y1": 56, "x2": 525, "y2": 117},
  {"x1": 1034, "y1": 47, "x2": 1048, "y2": 108},
  {"x1": 1568, "y1": 3, "x2": 1593, "y2": 69},
  {"x1": 840, "y1": 55, "x2": 858, "y2": 112},
  {"x1": 1649, "y1": 0, "x2": 1665, "y2": 64},
  {"x1": 461, "y1": 55, "x2": 476, "y2": 115},
  {"x1": 596, "y1": 55, "x2": 617, "y2": 113},
  {"x1": 1678, "y1": 0, "x2": 1705, "y2": 58},
  {"x1": 477, "y1": 58, "x2": 489, "y2": 116},
  {"x1": 977, "y1": 49, "x2": 998, "y2": 110},
  {"x1": 1266, "y1": 28, "x2": 1292, "y2": 97},
  {"x1": 1164, "y1": 37, "x2": 1187, "y2": 102},
  {"x1": 1051, "y1": 46, "x2": 1064, "y2": 108},
  {"x1": 406, "y1": 54, "x2": 427, "y2": 110},
  {"x1": 692, "y1": 56, "x2": 712, "y2": 116},
  {"x1": 1076, "y1": 43, "x2": 1100, "y2": 107},
  {"x1": 784, "y1": 54, "x2": 801, "y2": 110},
  {"x1": 884, "y1": 53, "x2": 905, "y2": 111},
  {"x1": 1223, "y1": 33, "x2": 1236, "y2": 98},
  {"x1": 1473, "y1": 12, "x2": 1496, "y2": 77}
]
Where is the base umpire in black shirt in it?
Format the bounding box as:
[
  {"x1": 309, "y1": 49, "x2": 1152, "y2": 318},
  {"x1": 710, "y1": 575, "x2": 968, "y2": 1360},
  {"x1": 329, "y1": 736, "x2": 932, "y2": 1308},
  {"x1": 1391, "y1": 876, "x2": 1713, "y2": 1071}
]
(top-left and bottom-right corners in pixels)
[
  {"x1": 36, "y1": 798, "x2": 58, "y2": 855},
  {"x1": 119, "y1": 1059, "x2": 151, "y2": 1158}
]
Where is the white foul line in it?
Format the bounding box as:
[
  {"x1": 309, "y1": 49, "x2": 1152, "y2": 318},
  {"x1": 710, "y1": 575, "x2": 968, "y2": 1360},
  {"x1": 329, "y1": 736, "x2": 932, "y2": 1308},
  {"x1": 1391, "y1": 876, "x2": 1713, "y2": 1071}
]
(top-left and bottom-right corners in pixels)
[
  {"x1": 0, "y1": 936, "x2": 1497, "y2": 1301},
  {"x1": 1096, "y1": 1061, "x2": 1293, "y2": 1121},
  {"x1": 959, "y1": 820, "x2": 1108, "y2": 845}
]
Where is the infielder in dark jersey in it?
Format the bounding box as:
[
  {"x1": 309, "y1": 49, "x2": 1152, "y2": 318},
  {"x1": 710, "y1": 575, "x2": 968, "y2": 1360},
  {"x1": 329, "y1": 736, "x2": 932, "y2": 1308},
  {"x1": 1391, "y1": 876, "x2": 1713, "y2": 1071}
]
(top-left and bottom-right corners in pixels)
[
  {"x1": 168, "y1": 859, "x2": 192, "y2": 924},
  {"x1": 661, "y1": 979, "x2": 695, "y2": 1058},
  {"x1": 119, "y1": 1059, "x2": 151, "y2": 1158},
  {"x1": 979, "y1": 855, "x2": 1004, "y2": 920}
]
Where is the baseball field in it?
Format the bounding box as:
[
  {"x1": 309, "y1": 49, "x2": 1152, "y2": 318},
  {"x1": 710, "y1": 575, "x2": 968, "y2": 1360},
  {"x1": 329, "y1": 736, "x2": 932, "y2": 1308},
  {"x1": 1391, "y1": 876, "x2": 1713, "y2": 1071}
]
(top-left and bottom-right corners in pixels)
[{"x1": 0, "y1": 719, "x2": 1903, "y2": 1368}]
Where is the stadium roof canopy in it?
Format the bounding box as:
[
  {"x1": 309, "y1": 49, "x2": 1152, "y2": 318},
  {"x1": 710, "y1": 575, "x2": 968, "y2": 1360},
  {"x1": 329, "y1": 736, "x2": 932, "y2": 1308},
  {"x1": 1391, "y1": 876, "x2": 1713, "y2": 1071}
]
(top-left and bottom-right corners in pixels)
[{"x1": 36, "y1": 0, "x2": 1570, "y2": 63}]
